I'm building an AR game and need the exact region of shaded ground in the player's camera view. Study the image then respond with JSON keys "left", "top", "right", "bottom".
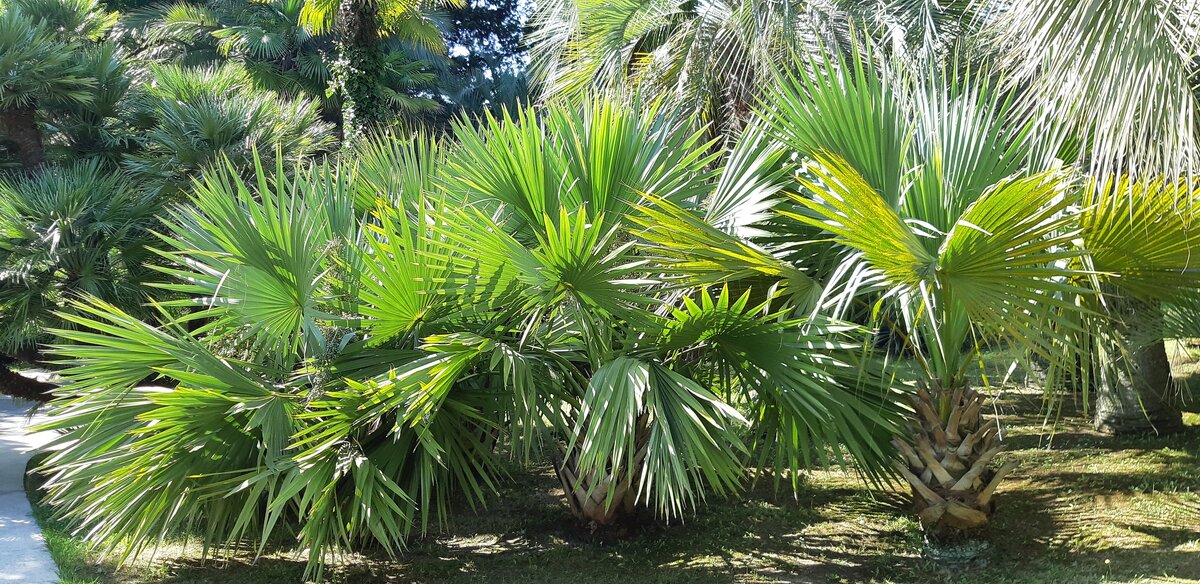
{"left": 27, "top": 347, "right": 1200, "bottom": 584}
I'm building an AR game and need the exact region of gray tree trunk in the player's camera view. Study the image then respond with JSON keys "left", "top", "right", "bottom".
{"left": 1094, "top": 302, "right": 1183, "bottom": 435}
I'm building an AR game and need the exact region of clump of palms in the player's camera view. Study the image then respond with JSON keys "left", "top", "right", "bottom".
{"left": 123, "top": 63, "right": 335, "bottom": 192}
{"left": 38, "top": 98, "right": 905, "bottom": 577}
{"left": 441, "top": 100, "right": 904, "bottom": 523}
{"left": 529, "top": 0, "right": 1200, "bottom": 447}
{"left": 0, "top": 161, "right": 163, "bottom": 399}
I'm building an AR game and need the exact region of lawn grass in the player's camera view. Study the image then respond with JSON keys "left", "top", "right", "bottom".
{"left": 25, "top": 348, "right": 1200, "bottom": 584}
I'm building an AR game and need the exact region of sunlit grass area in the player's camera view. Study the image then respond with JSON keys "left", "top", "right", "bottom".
{"left": 28, "top": 347, "right": 1200, "bottom": 584}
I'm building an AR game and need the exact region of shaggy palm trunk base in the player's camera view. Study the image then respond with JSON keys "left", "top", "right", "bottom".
{"left": 555, "top": 416, "right": 649, "bottom": 528}
{"left": 895, "top": 388, "right": 1015, "bottom": 541}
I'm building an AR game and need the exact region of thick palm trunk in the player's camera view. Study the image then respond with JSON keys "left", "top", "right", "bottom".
{"left": 1094, "top": 302, "right": 1182, "bottom": 435}
{"left": 0, "top": 106, "right": 46, "bottom": 169}
{"left": 335, "top": 0, "right": 385, "bottom": 142}
{"left": 555, "top": 445, "right": 638, "bottom": 526}
{"left": 555, "top": 415, "right": 648, "bottom": 527}
{"left": 1094, "top": 338, "right": 1182, "bottom": 435}
{"left": 895, "top": 388, "right": 1015, "bottom": 541}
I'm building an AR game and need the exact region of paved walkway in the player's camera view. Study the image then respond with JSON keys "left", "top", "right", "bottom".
{"left": 0, "top": 394, "right": 59, "bottom": 583}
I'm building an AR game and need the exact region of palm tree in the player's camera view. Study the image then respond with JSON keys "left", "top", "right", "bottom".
{"left": 140, "top": 0, "right": 331, "bottom": 104}
{"left": 43, "top": 43, "right": 137, "bottom": 164}
{"left": 124, "top": 1, "right": 224, "bottom": 65}
{"left": 526, "top": 0, "right": 978, "bottom": 140}
{"left": 0, "top": 0, "right": 121, "bottom": 168}
{"left": 123, "top": 63, "right": 336, "bottom": 191}
{"left": 1051, "top": 177, "right": 1200, "bottom": 435}
{"left": 984, "top": 0, "right": 1200, "bottom": 433}
{"left": 0, "top": 6, "right": 94, "bottom": 168}
{"left": 640, "top": 50, "right": 1090, "bottom": 540}
{"left": 0, "top": 161, "right": 163, "bottom": 399}
{"left": 298, "top": 0, "right": 451, "bottom": 138}
{"left": 39, "top": 153, "right": 496, "bottom": 578}
{"left": 6, "top": 0, "right": 119, "bottom": 42}
{"left": 439, "top": 99, "right": 904, "bottom": 524}
{"left": 37, "top": 98, "right": 906, "bottom": 575}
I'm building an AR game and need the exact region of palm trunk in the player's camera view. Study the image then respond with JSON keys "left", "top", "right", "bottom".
{"left": 895, "top": 388, "right": 1015, "bottom": 541}
{"left": 0, "top": 105, "right": 46, "bottom": 169}
{"left": 1094, "top": 338, "right": 1183, "bottom": 435}
{"left": 335, "top": 0, "right": 385, "bottom": 142}
{"left": 1094, "top": 302, "right": 1182, "bottom": 435}
{"left": 555, "top": 415, "right": 648, "bottom": 528}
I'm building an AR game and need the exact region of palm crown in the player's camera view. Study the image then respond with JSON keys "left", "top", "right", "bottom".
{"left": 123, "top": 63, "right": 336, "bottom": 192}
{"left": 0, "top": 4, "right": 95, "bottom": 166}
{"left": 0, "top": 8, "right": 93, "bottom": 109}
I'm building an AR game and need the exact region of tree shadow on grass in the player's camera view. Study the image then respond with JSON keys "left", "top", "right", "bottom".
{"left": 976, "top": 479, "right": 1200, "bottom": 584}
{"left": 961, "top": 418, "right": 1200, "bottom": 584}
{"left": 47, "top": 381, "right": 1200, "bottom": 584}
{"left": 150, "top": 470, "right": 924, "bottom": 584}
{"left": 116, "top": 423, "right": 1200, "bottom": 584}
{"left": 389, "top": 473, "right": 922, "bottom": 584}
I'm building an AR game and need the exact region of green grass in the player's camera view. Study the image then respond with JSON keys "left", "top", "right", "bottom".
{"left": 25, "top": 348, "right": 1200, "bottom": 584}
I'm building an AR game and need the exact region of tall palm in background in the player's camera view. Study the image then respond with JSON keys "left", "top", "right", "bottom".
{"left": 136, "top": 0, "right": 442, "bottom": 124}
{"left": 298, "top": 0, "right": 452, "bottom": 139}
{"left": 527, "top": 0, "right": 977, "bottom": 140}
{"left": 1049, "top": 177, "right": 1200, "bottom": 434}
{"left": 986, "top": 0, "right": 1200, "bottom": 433}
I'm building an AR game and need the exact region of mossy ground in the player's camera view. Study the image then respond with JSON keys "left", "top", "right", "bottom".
{"left": 29, "top": 346, "right": 1200, "bottom": 584}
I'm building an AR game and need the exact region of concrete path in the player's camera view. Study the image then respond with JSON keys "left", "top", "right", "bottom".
{"left": 0, "top": 394, "right": 59, "bottom": 583}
